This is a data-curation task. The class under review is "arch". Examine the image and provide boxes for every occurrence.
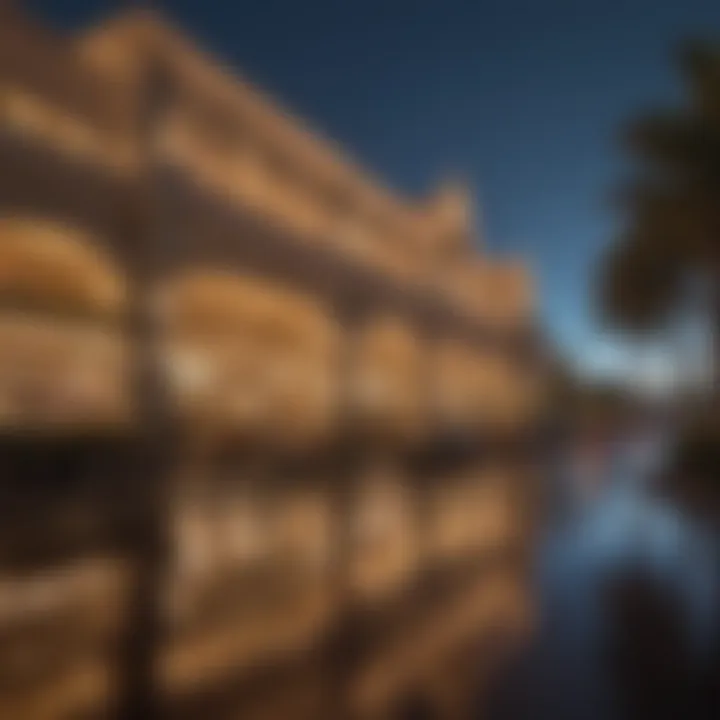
[157,269,340,446]
[156,269,334,348]
[0,217,130,433]
[0,216,127,318]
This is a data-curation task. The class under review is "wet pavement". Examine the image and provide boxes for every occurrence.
[486,435,720,720]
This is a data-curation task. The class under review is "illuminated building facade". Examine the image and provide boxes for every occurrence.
[0,5,543,719]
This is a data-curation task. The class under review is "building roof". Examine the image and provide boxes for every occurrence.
[75,8,477,246]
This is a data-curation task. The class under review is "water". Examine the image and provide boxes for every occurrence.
[486,433,720,720]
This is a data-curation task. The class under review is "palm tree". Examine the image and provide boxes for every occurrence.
[597,40,720,711]
[598,40,720,520]
[599,40,720,381]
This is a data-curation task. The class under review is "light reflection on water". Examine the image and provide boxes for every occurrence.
[488,433,720,720]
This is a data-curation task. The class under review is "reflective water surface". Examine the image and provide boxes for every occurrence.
[487,433,720,720]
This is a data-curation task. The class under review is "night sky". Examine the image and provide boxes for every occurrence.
[28,0,720,382]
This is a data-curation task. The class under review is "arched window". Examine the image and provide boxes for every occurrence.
[157,270,340,447]
[0,217,126,319]
[0,217,129,431]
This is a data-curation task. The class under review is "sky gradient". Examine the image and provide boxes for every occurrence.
[30,0,720,380]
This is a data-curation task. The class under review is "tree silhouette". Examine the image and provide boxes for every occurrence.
[599,40,720,358]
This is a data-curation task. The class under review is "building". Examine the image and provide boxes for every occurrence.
[0,5,543,719]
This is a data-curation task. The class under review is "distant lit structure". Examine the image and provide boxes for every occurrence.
[0,5,542,719]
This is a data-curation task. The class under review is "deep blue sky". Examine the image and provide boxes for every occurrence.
[29,0,720,378]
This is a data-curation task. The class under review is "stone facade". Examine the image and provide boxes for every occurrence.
[0,5,542,719]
